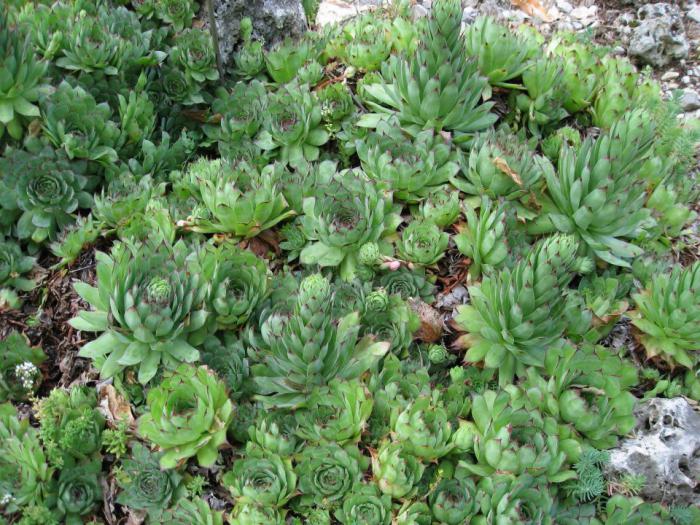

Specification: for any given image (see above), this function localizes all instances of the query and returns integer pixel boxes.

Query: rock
[413,4,429,19]
[557,0,573,14]
[212,0,307,68]
[316,0,376,26]
[688,6,700,24]
[570,5,597,20]
[681,89,700,111]
[605,397,700,506]
[629,3,689,67]
[661,70,680,80]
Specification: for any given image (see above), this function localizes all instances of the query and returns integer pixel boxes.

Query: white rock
[316,0,373,26]
[661,70,680,80]
[557,0,573,14]
[413,4,429,19]
[681,89,700,112]
[688,6,700,24]
[605,398,700,506]
[570,5,597,20]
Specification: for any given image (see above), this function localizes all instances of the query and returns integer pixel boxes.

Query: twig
[206,0,224,80]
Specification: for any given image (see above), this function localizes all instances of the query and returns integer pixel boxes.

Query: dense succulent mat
[1,0,700,523]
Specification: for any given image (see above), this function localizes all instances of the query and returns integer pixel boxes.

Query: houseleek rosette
[531,110,656,267]
[116,443,183,519]
[230,502,285,525]
[362,0,495,136]
[299,169,400,281]
[356,122,459,203]
[397,219,449,267]
[630,262,700,369]
[371,441,424,499]
[390,396,453,461]
[183,158,294,239]
[256,82,329,166]
[56,460,102,525]
[137,364,234,469]
[0,237,35,291]
[454,197,508,279]
[0,17,47,141]
[199,243,270,330]
[429,478,478,525]
[71,240,208,384]
[250,274,390,408]
[222,448,297,507]
[169,29,219,83]
[296,443,363,508]
[454,235,585,386]
[335,484,392,525]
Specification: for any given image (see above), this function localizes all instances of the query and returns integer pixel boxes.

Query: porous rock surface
[212,0,307,68]
[605,397,700,506]
[628,2,689,67]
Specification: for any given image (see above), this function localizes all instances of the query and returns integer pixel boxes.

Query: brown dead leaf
[511,0,553,22]
[97,383,135,427]
[409,299,444,343]
[493,157,523,187]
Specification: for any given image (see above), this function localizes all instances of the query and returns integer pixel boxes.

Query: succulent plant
[162,497,226,525]
[256,82,330,167]
[356,121,459,203]
[378,267,435,303]
[137,364,234,469]
[295,379,373,445]
[233,18,264,78]
[42,81,120,165]
[454,127,550,199]
[0,15,47,142]
[514,57,568,136]
[299,169,400,280]
[326,14,392,71]
[71,240,208,384]
[265,37,314,84]
[418,189,461,228]
[116,443,185,519]
[155,0,197,31]
[371,441,424,499]
[454,235,585,385]
[250,274,389,408]
[334,484,392,525]
[35,386,104,467]
[464,17,537,96]
[362,0,496,136]
[229,502,285,525]
[390,395,453,460]
[395,501,432,525]
[182,158,294,239]
[169,29,219,84]
[429,477,478,525]
[397,219,449,267]
[531,110,655,267]
[223,447,297,508]
[318,82,354,132]
[454,197,508,279]
[0,237,35,292]
[55,459,102,525]
[0,146,91,244]
[631,262,700,369]
[296,443,363,508]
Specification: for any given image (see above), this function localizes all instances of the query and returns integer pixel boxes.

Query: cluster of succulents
[1,0,699,523]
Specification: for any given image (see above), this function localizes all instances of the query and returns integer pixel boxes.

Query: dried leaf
[493,157,523,187]
[97,383,135,427]
[511,0,553,22]
[409,299,443,343]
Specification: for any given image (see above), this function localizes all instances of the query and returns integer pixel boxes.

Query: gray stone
[605,397,700,506]
[556,0,573,14]
[688,6,700,24]
[629,3,689,67]
[661,70,680,80]
[681,89,700,111]
[212,0,307,69]
[413,4,429,19]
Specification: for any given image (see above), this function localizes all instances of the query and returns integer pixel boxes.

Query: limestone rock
[629,3,689,67]
[212,0,307,69]
[605,397,700,506]
[681,89,700,112]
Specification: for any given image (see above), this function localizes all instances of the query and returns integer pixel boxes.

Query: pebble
[661,71,680,80]
[688,6,700,24]
[682,75,691,85]
[681,89,700,112]
[570,5,597,20]
[413,4,429,19]
[557,0,573,14]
